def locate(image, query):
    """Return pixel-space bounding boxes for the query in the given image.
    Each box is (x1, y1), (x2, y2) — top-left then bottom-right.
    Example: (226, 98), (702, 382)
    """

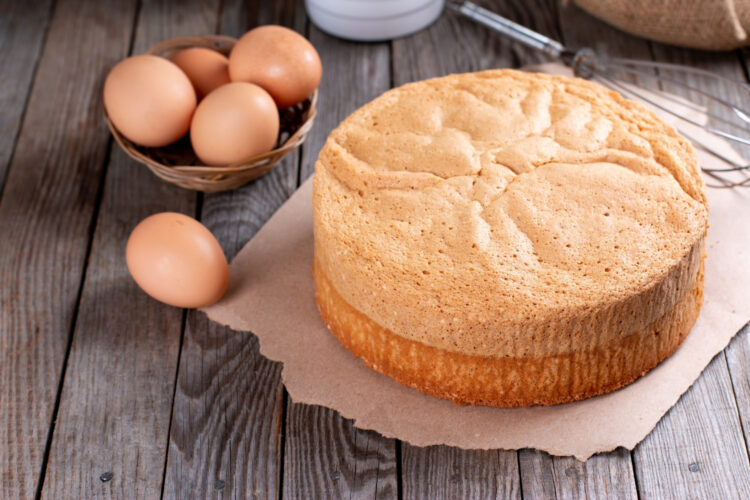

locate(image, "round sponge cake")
(312, 69), (708, 407)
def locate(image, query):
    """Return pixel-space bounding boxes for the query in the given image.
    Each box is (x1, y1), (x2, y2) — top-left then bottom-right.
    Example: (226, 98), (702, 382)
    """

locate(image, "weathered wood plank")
(2, 2), (746, 499)
(508, 4), (652, 497)
(163, 1), (302, 498)
(284, 404), (397, 498)
(0, 0), (138, 497)
(0, 0), (53, 192)
(403, 446), (520, 500)
(219, 0), (304, 36)
(392, 0), (559, 88)
(163, 146), (297, 500)
(557, 0), (652, 60)
(726, 323), (750, 457)
(630, 40), (750, 498)
(633, 354), (750, 498)
(284, 20), (399, 499)
(519, 449), (637, 499)
(39, 0), (221, 498)
(528, 4), (750, 495)
(162, 104), (297, 500)
(39, 153), (196, 500)
(164, 313), (285, 499)
(555, 3), (750, 497)
(392, 2), (557, 496)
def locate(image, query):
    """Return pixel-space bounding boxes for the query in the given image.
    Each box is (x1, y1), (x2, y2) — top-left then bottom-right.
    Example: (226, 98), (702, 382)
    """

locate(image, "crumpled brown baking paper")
(203, 64), (750, 460)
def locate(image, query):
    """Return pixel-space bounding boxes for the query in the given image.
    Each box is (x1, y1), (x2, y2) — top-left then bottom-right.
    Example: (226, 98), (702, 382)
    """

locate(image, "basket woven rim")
(104, 90), (317, 172)
(105, 34), (318, 191)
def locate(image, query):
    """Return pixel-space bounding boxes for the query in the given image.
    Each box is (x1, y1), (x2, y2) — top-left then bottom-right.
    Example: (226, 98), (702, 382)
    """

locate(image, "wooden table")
(2, 0), (749, 498)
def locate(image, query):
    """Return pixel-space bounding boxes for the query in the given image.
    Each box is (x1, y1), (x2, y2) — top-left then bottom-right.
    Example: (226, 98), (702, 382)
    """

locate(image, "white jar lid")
(305, 0), (445, 41)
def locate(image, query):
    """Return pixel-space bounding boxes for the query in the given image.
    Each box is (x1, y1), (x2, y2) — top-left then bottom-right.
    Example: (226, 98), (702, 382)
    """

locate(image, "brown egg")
(126, 212), (229, 308)
(171, 47), (231, 99)
(229, 25), (322, 108)
(104, 55), (196, 147)
(190, 82), (279, 166)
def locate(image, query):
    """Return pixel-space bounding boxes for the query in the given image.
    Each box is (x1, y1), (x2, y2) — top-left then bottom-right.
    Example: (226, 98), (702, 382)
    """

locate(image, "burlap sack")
(571, 0), (750, 50)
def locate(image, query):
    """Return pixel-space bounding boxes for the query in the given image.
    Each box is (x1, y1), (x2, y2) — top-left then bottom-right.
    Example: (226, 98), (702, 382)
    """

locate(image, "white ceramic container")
(305, 0), (445, 41)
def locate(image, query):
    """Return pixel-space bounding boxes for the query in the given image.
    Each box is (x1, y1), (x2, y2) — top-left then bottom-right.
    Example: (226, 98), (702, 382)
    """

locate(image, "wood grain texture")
(519, 449), (637, 499)
(163, 1), (301, 498)
(164, 312), (285, 500)
(652, 35), (750, 465)
(163, 102), (298, 500)
(283, 19), (399, 499)
(557, 0), (653, 60)
(630, 40), (750, 498)
(633, 354), (750, 498)
(38, 0), (220, 498)
(726, 323), (750, 458)
(39, 153), (195, 500)
(534, 4), (667, 498)
(392, 0), (559, 87)
(284, 404), (397, 499)
(402, 446), (520, 500)
(0, 2), (747, 498)
(0, 0), (53, 192)
(0, 0), (138, 497)
(391, 2), (555, 496)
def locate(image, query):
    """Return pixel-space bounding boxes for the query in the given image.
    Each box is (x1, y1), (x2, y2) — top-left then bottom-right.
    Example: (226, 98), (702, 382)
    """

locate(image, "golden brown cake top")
(313, 69), (708, 357)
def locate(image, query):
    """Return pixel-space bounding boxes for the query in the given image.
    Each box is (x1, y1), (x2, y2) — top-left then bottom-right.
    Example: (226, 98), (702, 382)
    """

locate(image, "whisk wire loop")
(449, 0), (750, 188)
(595, 73), (750, 148)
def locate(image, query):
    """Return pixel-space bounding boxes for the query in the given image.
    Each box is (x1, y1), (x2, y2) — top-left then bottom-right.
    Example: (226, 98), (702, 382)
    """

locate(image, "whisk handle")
(447, 1), (565, 58)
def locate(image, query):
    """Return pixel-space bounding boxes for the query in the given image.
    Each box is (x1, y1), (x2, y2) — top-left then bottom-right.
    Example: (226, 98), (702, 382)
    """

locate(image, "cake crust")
(312, 69), (708, 406)
(314, 255), (704, 407)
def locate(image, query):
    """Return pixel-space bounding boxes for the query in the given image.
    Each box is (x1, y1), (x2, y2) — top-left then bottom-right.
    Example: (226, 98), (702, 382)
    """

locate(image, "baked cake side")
(312, 69), (708, 407)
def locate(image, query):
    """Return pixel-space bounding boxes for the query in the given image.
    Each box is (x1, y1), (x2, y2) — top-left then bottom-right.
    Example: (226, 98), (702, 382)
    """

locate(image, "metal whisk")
(447, 1), (750, 188)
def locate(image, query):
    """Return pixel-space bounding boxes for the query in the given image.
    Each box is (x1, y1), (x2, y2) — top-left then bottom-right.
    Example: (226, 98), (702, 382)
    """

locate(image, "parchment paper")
(203, 65), (750, 460)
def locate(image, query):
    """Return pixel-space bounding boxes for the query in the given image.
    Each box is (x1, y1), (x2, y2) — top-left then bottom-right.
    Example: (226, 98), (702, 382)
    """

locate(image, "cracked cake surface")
(312, 69), (708, 405)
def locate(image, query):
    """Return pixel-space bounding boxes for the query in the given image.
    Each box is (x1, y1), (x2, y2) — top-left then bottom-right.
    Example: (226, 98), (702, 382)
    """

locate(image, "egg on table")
(104, 54), (196, 147)
(126, 212), (229, 308)
(171, 47), (231, 99)
(229, 25), (322, 108)
(190, 81), (279, 166)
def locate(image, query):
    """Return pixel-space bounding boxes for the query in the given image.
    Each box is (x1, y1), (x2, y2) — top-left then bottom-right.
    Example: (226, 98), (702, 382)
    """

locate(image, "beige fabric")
(571, 0), (750, 50)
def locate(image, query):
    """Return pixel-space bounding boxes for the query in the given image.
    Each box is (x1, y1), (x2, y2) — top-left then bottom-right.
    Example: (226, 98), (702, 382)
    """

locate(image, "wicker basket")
(104, 35), (318, 192)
